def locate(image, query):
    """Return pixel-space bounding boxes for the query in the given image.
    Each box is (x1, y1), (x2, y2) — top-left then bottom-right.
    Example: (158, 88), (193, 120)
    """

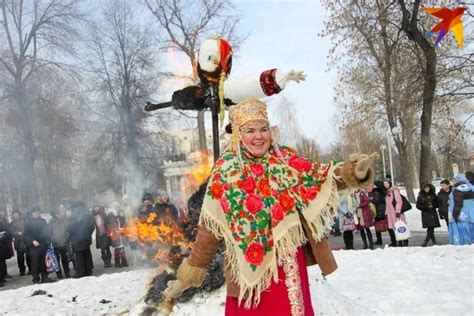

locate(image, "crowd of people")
(334, 171), (474, 249)
(0, 193), (186, 288)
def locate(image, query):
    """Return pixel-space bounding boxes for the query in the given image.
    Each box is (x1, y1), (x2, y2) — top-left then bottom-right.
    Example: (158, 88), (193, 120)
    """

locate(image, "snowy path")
(0, 245), (472, 315)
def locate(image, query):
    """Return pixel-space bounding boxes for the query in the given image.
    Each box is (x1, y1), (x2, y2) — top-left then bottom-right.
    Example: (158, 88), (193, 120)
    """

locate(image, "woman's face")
(240, 121), (271, 158)
(424, 186), (430, 193)
(383, 181), (390, 189)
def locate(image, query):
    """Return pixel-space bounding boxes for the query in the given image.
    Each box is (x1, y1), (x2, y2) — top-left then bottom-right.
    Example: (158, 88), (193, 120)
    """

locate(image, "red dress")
(225, 247), (314, 316)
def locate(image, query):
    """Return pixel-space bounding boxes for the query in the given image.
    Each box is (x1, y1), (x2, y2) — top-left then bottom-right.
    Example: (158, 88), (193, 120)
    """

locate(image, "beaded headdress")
(228, 97), (286, 168)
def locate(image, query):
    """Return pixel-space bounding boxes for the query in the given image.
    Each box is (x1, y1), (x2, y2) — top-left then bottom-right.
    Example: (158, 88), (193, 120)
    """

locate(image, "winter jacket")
(24, 217), (51, 249)
(338, 193), (358, 232)
(67, 206), (95, 252)
(369, 185), (386, 221)
(416, 184), (440, 229)
(94, 213), (111, 249)
(0, 221), (13, 259)
(385, 187), (407, 230)
(448, 183), (474, 245)
(358, 190), (374, 228)
(10, 218), (27, 252)
(437, 186), (452, 219)
(49, 217), (70, 248)
(156, 202), (179, 222)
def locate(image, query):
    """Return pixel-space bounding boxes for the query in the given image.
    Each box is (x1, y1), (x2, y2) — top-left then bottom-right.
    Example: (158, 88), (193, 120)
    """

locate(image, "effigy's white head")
(198, 38), (220, 73)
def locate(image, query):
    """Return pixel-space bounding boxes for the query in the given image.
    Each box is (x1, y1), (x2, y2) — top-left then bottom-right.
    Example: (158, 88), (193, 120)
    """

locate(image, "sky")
(158, 0), (340, 149)
(232, 0), (339, 149)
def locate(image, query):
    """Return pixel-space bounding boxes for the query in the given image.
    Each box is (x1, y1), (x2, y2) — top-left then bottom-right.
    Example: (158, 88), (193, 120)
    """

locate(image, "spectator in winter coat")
(139, 193), (158, 222)
(338, 192), (358, 250)
(10, 210), (31, 276)
(49, 205), (71, 278)
(67, 201), (95, 278)
(155, 196), (180, 225)
(416, 183), (440, 246)
(357, 189), (375, 249)
(448, 173), (474, 245)
(0, 209), (13, 279)
(0, 218), (13, 287)
(437, 180), (452, 229)
(106, 206), (128, 268)
(384, 180), (407, 247)
(369, 181), (392, 246)
(24, 207), (52, 284)
(92, 206), (112, 268)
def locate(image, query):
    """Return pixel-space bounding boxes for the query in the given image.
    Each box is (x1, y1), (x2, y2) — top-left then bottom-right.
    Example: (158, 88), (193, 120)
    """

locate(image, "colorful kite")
(422, 7), (466, 49)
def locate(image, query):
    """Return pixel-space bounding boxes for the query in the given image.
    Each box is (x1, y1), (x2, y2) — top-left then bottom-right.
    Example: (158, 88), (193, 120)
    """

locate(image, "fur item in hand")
(341, 152), (380, 189)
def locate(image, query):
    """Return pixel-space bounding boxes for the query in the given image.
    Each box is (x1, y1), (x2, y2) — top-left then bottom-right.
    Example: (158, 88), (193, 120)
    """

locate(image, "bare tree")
(321, 0), (420, 200)
(84, 0), (164, 201)
(321, 0), (471, 199)
(0, 0), (83, 208)
(274, 96), (303, 148)
(145, 0), (245, 152)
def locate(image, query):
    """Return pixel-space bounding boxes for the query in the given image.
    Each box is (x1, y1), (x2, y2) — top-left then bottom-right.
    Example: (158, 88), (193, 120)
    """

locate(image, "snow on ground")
(1, 245), (472, 315)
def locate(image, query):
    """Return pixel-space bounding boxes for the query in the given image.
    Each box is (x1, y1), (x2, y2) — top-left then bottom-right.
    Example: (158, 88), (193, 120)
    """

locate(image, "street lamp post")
(387, 133), (394, 183)
(380, 144), (386, 178)
(388, 126), (401, 185)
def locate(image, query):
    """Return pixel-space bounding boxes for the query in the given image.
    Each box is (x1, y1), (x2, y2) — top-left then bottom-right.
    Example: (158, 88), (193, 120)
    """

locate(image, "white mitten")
(275, 69), (307, 89)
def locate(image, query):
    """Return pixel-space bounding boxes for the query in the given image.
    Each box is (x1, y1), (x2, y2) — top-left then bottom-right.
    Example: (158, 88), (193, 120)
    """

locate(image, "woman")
(164, 98), (378, 315)
(448, 174), (474, 245)
(357, 189), (375, 249)
(384, 180), (407, 247)
(369, 181), (389, 245)
(92, 206), (112, 268)
(416, 184), (440, 246)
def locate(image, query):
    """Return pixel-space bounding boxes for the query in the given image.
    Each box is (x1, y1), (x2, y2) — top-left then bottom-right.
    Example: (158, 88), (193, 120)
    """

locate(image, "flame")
(123, 213), (187, 248)
(160, 47), (193, 90)
(181, 151), (213, 199)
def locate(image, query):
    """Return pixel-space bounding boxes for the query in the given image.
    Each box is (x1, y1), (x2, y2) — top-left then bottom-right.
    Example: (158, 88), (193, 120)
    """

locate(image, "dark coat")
(67, 206), (95, 252)
(10, 218), (27, 252)
(49, 217), (70, 248)
(93, 212), (111, 249)
(437, 186), (452, 219)
(24, 217), (51, 248)
(0, 221), (13, 259)
(416, 184), (440, 229)
(369, 187), (386, 221)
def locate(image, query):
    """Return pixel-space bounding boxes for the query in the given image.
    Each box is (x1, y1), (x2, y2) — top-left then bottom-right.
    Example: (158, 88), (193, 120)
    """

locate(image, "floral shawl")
(200, 145), (339, 308)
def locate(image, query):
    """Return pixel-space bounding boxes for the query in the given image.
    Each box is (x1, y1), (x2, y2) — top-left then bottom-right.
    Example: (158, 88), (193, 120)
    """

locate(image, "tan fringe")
(275, 223), (307, 265)
(200, 209), (309, 310)
(304, 163), (342, 243)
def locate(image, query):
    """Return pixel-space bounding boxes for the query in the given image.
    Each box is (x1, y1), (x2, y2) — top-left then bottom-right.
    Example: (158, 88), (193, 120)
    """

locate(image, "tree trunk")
(419, 53), (437, 185)
(15, 89), (38, 209)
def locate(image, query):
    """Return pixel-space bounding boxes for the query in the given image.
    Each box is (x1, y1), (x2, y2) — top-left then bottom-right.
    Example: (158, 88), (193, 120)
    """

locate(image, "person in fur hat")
(163, 97), (379, 315)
